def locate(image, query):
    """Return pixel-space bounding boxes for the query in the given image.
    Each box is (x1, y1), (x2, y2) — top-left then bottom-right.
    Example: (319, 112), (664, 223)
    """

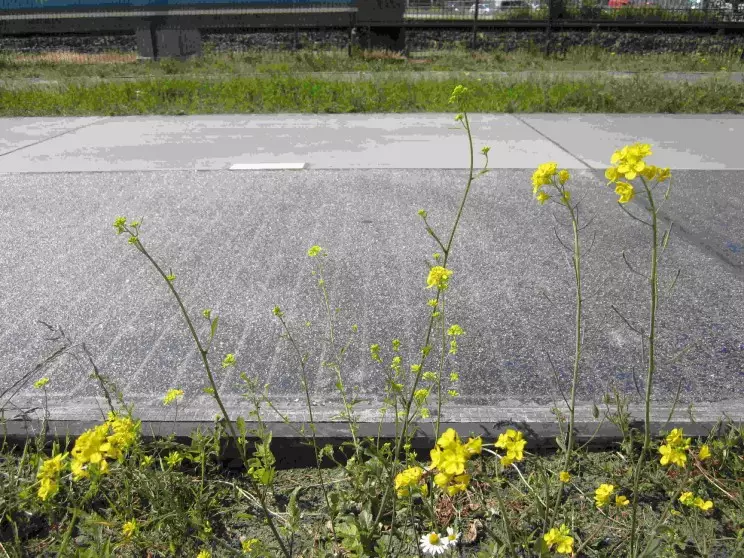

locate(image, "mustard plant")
(112, 217), (291, 558)
(604, 144), (674, 557)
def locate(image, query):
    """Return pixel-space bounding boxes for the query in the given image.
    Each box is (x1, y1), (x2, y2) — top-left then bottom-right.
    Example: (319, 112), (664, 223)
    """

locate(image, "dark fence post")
(471, 0), (479, 49)
(356, 0), (406, 52)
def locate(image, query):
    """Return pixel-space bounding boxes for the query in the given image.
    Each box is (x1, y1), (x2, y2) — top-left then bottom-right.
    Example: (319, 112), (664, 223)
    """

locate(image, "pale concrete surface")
(0, 113), (742, 432)
(1, 113), (743, 173)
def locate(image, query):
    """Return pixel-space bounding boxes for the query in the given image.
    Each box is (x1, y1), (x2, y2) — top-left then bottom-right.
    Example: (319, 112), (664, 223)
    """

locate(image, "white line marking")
(230, 163), (306, 171)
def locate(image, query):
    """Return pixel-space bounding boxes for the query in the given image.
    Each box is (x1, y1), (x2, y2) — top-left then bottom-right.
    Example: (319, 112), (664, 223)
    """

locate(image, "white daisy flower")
(445, 527), (460, 547)
(419, 531), (449, 555)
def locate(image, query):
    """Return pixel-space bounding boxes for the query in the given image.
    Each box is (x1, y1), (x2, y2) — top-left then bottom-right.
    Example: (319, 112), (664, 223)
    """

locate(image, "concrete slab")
(0, 114), (585, 172)
(0, 116), (104, 157)
(519, 114), (744, 170)
(0, 114), (742, 435)
(0, 169), (741, 422)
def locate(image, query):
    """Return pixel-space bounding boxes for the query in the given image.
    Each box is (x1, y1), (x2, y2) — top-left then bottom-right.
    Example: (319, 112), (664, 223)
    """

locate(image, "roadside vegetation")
(1, 44), (743, 115)
(1, 44), (743, 80)
(2, 84), (743, 557)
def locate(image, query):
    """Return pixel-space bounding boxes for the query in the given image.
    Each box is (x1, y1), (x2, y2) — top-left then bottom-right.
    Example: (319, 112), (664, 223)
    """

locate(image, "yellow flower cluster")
(658, 428), (691, 468)
(426, 266), (453, 291)
(394, 466), (428, 498)
(429, 428), (482, 496)
(494, 429), (526, 467)
(604, 143), (671, 204)
(71, 413), (140, 481)
(543, 524), (574, 555)
(679, 491), (714, 512)
(37, 452), (68, 501)
(594, 483), (615, 508)
(163, 388), (184, 406)
(531, 162), (571, 206)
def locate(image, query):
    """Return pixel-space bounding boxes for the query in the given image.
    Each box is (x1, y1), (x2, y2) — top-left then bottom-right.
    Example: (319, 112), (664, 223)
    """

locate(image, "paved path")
(0, 113), (742, 433)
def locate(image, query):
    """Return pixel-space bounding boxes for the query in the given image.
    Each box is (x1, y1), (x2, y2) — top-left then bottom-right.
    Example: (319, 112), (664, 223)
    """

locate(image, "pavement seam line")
(510, 113), (593, 170)
(0, 116), (109, 160)
(509, 115), (744, 279)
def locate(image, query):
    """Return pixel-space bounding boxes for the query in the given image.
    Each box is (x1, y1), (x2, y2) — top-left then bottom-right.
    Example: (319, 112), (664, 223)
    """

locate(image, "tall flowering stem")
(112, 219), (291, 558)
(530, 164), (583, 525)
(375, 85), (491, 529)
(604, 144), (672, 557)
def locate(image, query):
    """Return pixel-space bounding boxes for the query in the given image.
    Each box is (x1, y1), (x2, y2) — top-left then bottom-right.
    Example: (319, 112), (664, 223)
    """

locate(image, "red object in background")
(608, 0), (654, 6)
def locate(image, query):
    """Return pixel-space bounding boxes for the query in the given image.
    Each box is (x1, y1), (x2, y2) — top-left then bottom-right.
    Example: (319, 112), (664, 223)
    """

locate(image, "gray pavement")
(0, 113), (742, 437)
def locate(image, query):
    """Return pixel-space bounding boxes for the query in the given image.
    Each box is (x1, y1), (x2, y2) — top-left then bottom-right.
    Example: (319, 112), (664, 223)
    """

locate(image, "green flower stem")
(435, 295), (446, 442)
(378, 109), (479, 530)
(274, 312), (337, 539)
(316, 263), (360, 453)
(130, 237), (291, 558)
(492, 473), (517, 558)
(628, 177), (659, 558)
(549, 193), (583, 528)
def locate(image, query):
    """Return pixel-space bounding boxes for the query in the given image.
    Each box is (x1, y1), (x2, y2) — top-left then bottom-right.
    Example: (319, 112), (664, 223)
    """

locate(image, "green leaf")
(209, 315), (219, 341)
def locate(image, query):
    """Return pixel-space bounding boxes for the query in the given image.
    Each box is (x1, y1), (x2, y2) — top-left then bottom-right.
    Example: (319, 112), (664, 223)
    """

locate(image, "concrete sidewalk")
(0, 113), (742, 443)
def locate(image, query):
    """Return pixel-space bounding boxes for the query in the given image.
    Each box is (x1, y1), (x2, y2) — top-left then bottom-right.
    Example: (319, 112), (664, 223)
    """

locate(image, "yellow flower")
(307, 245), (322, 257)
(34, 377), (50, 389)
(426, 266), (453, 290)
(463, 437), (482, 457)
(614, 182), (635, 204)
(37, 453), (68, 480)
(37, 478), (58, 501)
(241, 538), (259, 553)
(544, 524), (574, 555)
(495, 429), (526, 467)
(694, 497), (713, 511)
(656, 167), (671, 182)
(558, 169), (570, 186)
(71, 459), (89, 481)
(196, 551), (211, 558)
(594, 484), (615, 508)
(122, 519), (137, 538)
(395, 466), (425, 498)
(640, 165), (658, 181)
(559, 471), (571, 483)
(605, 166), (621, 183)
(439, 444), (468, 476)
(659, 444), (687, 467)
(615, 495), (630, 506)
(445, 473), (470, 496)
(698, 445), (711, 461)
(163, 388), (184, 406)
(679, 491), (695, 506)
(536, 191), (551, 205)
(532, 162), (559, 193)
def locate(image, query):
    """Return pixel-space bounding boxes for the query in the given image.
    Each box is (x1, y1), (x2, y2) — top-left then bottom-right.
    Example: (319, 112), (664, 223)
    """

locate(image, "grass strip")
(1, 74), (743, 115)
(1, 45), (742, 81)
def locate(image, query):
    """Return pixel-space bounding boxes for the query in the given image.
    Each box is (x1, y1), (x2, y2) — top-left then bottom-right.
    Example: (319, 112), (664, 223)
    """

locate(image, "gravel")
(1, 27), (744, 56)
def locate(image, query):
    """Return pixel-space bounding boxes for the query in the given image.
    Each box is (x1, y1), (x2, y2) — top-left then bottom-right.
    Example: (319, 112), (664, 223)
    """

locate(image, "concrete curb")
(4, 396), (743, 451)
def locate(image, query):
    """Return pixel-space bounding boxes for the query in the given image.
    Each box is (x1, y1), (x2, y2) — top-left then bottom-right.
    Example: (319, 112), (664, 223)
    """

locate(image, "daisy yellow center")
(428, 533), (440, 544)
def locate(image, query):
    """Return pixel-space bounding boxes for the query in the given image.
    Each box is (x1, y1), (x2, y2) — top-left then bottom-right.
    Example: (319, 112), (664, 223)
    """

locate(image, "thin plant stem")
(628, 177), (659, 558)
(275, 312), (337, 539)
(377, 109), (480, 527)
(128, 235), (291, 558)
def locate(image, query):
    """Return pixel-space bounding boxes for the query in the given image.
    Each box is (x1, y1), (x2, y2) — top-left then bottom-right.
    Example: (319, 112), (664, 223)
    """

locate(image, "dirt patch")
(9, 51), (137, 65)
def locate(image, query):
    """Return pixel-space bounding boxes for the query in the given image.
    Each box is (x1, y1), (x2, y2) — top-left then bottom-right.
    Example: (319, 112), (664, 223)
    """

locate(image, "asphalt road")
(0, 113), (742, 425)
